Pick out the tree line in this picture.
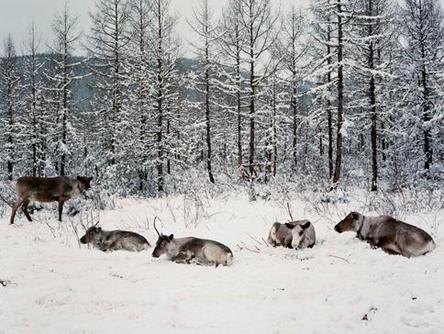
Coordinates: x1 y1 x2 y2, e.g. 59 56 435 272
0 0 443 196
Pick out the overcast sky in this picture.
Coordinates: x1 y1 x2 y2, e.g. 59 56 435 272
0 0 309 55
0 0 443 56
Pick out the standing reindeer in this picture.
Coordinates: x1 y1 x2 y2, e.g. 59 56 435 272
9 176 92 224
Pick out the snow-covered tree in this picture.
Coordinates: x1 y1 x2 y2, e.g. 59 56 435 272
397 0 444 176
278 6 306 171
220 0 247 167
22 23 47 176
0 35 22 180
236 0 280 175
87 0 131 179
47 3 81 176
309 0 359 187
348 0 396 190
188 0 219 183
149 0 181 193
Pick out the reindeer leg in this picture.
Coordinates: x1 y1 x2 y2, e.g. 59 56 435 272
58 200 64 222
22 200 32 222
10 198 27 225
173 252 191 264
377 237 402 256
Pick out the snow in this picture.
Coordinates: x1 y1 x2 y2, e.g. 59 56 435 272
0 191 443 333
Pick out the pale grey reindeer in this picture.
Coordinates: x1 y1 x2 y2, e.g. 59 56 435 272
80 225 150 252
268 220 316 249
151 221 233 267
334 212 436 258
10 176 92 224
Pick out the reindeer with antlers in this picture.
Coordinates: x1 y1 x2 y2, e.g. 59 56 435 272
152 218 233 267
267 203 316 249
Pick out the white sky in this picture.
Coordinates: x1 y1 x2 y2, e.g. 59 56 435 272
0 0 310 56
0 0 443 56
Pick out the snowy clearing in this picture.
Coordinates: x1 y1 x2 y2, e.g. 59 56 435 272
0 191 443 334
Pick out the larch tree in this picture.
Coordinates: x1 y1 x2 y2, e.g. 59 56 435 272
87 0 131 176
349 0 395 191
22 23 46 176
149 0 180 193
309 0 358 188
279 6 306 172
309 0 337 180
47 3 81 176
127 0 152 192
236 0 280 176
398 0 444 176
220 0 246 167
0 35 21 180
188 0 219 184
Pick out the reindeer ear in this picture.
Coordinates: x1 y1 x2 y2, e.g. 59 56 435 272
301 221 311 230
285 223 295 229
169 234 174 240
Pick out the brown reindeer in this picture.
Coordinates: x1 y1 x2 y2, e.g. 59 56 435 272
151 221 233 267
10 176 92 224
334 212 436 258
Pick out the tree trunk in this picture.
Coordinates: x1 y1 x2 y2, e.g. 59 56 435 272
248 17 255 176
421 47 432 174
156 0 164 193
332 0 344 187
326 9 333 179
205 29 215 184
367 0 378 191
236 23 243 167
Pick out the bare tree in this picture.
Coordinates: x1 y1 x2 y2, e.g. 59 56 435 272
149 0 180 193
400 0 444 175
350 0 395 191
310 0 337 179
23 23 46 176
128 0 152 191
279 6 306 171
49 3 81 176
87 0 131 168
189 0 218 183
0 35 21 180
237 0 280 175
220 0 246 167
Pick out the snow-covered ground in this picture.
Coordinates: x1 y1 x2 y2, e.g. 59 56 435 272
0 190 443 333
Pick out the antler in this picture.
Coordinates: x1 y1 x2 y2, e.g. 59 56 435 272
153 216 161 236
286 202 294 222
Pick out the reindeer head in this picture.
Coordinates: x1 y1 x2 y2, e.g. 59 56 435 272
334 212 362 233
151 217 174 258
76 176 93 193
285 221 311 248
80 225 102 244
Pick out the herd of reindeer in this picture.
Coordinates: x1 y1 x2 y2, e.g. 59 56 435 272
3 175 437 266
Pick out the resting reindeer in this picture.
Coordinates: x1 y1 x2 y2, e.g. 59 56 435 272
10 176 92 224
80 226 150 252
268 220 316 249
334 212 436 258
151 221 233 267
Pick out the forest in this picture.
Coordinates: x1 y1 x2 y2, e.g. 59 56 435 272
0 0 443 197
